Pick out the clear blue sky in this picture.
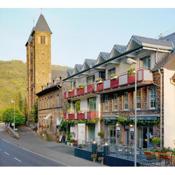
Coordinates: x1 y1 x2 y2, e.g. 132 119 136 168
0 8 175 67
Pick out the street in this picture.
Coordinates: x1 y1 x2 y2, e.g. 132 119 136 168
0 138 63 166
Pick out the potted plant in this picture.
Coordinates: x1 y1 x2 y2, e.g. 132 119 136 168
98 131 104 139
96 77 103 83
110 73 118 79
151 137 160 148
127 68 135 75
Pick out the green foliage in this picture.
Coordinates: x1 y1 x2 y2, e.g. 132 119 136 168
151 137 160 147
75 100 80 113
127 68 135 75
29 102 38 123
0 60 68 114
2 108 25 126
98 131 104 138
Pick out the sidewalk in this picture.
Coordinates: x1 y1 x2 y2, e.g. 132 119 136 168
0 126 103 166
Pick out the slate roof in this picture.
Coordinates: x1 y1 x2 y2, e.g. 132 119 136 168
130 35 173 50
26 14 51 46
113 44 127 53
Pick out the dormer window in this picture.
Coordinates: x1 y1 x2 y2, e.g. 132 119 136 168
141 56 151 69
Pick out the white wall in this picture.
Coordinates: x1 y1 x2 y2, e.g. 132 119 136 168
164 68 175 148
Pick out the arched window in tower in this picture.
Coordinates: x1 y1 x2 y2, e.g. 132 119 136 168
40 36 46 44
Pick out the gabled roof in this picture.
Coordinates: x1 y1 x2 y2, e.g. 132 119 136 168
81 59 96 71
127 35 173 51
160 32 175 47
113 44 127 54
96 52 110 65
73 64 83 74
67 68 74 77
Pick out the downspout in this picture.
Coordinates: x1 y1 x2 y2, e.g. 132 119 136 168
158 68 163 149
155 48 163 149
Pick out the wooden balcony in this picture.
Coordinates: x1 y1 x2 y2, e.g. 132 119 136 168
87 84 95 93
87 111 97 120
77 112 85 120
77 87 85 96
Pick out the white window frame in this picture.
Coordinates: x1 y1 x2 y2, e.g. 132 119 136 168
123 92 129 111
148 87 156 110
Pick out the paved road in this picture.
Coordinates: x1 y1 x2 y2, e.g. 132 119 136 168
0 138 64 166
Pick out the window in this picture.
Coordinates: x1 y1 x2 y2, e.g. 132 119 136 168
88 97 96 111
137 89 141 109
103 95 109 112
99 71 106 80
40 36 46 44
87 75 95 85
112 94 118 111
108 67 116 79
123 92 129 110
149 87 156 109
75 100 80 113
142 56 151 69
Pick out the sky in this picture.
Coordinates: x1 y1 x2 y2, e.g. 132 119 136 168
0 8 175 67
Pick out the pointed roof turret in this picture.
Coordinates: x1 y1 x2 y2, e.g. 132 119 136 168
34 14 52 33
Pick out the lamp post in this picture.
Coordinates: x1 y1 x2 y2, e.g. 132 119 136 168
126 58 137 167
11 100 15 130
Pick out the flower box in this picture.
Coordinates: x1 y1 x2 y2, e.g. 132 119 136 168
96 82 103 92
110 78 119 89
77 112 85 120
77 87 85 96
87 84 95 93
128 75 135 84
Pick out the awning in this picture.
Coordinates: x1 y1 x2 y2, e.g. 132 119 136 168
129 115 160 121
44 113 52 120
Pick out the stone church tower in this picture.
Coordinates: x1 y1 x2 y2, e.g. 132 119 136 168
26 14 52 121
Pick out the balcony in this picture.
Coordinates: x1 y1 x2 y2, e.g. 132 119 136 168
119 74 128 86
77 87 85 96
128 75 135 84
77 112 85 120
104 80 110 90
87 84 95 93
96 82 104 92
110 78 119 89
68 113 76 120
68 90 75 98
87 111 97 120
137 69 153 82
64 92 67 99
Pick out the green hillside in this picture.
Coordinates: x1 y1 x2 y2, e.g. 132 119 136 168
0 60 68 117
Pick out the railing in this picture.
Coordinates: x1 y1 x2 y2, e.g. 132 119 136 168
68 113 76 120
77 112 85 120
87 111 97 120
77 87 85 96
87 84 95 93
96 82 104 92
64 69 153 98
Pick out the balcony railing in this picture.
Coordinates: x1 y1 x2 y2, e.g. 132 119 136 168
87 84 95 93
96 82 104 92
68 90 75 98
68 113 76 120
64 69 153 98
77 112 85 120
110 78 119 89
77 87 85 96
87 111 97 120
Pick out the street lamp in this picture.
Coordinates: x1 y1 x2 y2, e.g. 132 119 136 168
11 99 15 130
126 58 137 167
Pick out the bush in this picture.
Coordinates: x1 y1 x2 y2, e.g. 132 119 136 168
2 108 25 126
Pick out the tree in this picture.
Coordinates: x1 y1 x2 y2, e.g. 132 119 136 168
2 108 25 126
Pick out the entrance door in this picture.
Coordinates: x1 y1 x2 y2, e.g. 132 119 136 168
88 125 95 142
143 126 153 148
109 125 116 144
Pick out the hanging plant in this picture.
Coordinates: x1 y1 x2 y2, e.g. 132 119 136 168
127 68 135 75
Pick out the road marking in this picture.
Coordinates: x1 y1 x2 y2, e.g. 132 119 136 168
14 157 22 163
4 151 10 156
0 138 67 166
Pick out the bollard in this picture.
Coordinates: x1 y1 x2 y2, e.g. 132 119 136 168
103 143 109 156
